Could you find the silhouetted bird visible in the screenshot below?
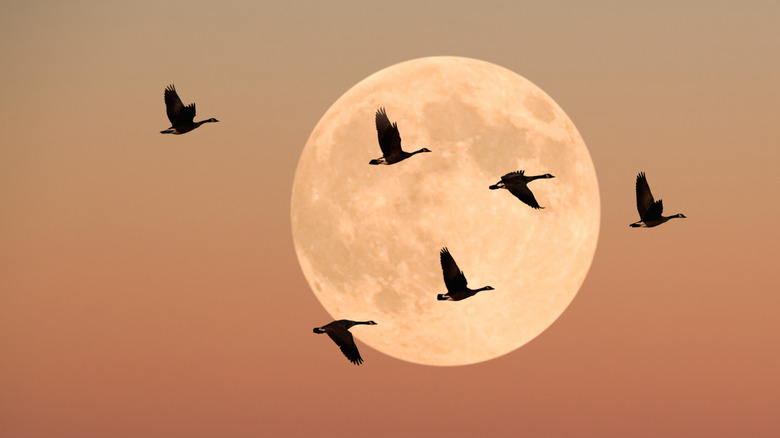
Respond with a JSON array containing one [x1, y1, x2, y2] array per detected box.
[[160, 84, 219, 134], [630, 172, 686, 227], [313, 320, 377, 365], [437, 247, 494, 301], [369, 107, 430, 164], [489, 170, 555, 209]]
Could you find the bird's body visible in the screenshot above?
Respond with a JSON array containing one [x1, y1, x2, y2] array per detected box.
[[436, 247, 494, 301], [369, 107, 430, 165], [313, 319, 377, 365], [489, 170, 555, 209], [630, 172, 686, 228], [160, 84, 219, 135]]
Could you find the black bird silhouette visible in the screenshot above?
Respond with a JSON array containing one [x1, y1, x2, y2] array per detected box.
[[369, 108, 430, 164], [160, 84, 219, 134], [489, 170, 555, 209], [630, 172, 686, 227], [437, 247, 494, 301], [313, 320, 377, 365]]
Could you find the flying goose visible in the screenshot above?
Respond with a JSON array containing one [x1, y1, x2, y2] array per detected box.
[[437, 247, 494, 301], [369, 107, 430, 165], [630, 171, 686, 227], [489, 170, 555, 209], [313, 319, 377, 365], [160, 84, 219, 134]]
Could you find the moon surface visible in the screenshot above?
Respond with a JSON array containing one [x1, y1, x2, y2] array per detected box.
[[291, 57, 599, 366]]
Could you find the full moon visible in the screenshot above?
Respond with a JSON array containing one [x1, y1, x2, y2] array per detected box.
[[291, 57, 599, 366]]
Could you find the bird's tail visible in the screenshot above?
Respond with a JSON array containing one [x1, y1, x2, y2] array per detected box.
[[160, 128, 175, 134], [489, 183, 502, 190], [313, 327, 325, 333], [369, 158, 385, 165], [629, 222, 642, 228], [437, 294, 450, 301]]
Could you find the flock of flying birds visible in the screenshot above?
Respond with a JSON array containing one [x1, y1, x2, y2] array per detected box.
[[161, 85, 688, 365]]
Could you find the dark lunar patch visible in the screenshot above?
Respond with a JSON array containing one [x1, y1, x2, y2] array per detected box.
[[373, 287, 406, 314], [525, 93, 556, 123]]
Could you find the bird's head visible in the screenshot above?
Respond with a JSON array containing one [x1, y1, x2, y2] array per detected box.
[[484, 286, 495, 291], [204, 118, 219, 123], [366, 320, 378, 325], [543, 174, 555, 179], [676, 214, 687, 219], [419, 148, 431, 153]]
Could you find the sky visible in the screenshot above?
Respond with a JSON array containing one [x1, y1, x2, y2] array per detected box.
[[2, 1, 779, 437]]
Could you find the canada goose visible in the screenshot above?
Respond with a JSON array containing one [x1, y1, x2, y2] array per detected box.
[[369, 107, 431, 165], [489, 170, 555, 209], [437, 247, 494, 301], [313, 320, 377, 365], [160, 84, 219, 134], [630, 172, 686, 227]]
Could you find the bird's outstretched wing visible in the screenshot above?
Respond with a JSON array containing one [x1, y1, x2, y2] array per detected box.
[[325, 326, 363, 365], [506, 184, 542, 209], [440, 247, 467, 293], [164, 85, 196, 126], [375, 108, 402, 158], [635, 172, 655, 219]]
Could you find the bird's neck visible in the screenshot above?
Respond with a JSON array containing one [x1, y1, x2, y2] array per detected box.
[[410, 148, 426, 155], [475, 286, 492, 292]]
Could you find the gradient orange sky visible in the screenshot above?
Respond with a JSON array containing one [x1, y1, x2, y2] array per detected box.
[[2, 1, 779, 437]]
